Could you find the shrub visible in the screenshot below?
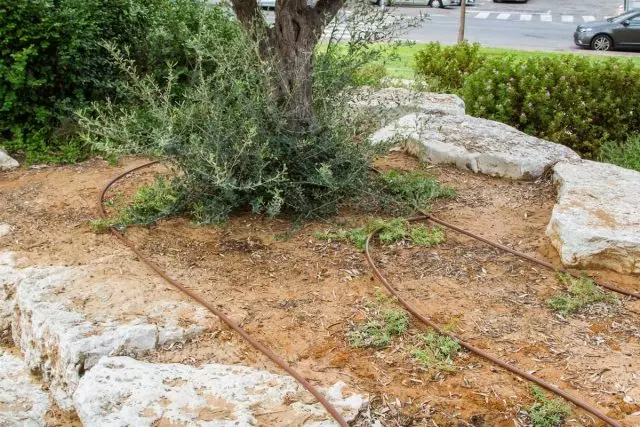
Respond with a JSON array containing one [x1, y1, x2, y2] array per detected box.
[[414, 44, 640, 158], [0, 0, 231, 163], [599, 133, 640, 171], [414, 41, 486, 91], [81, 4, 387, 223], [81, 3, 431, 223], [461, 54, 640, 157], [0, 0, 157, 163]]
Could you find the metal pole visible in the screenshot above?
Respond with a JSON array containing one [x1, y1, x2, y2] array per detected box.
[[625, 0, 629, 12]]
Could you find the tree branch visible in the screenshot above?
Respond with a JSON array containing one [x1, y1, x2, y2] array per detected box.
[[313, 0, 344, 27], [230, 0, 269, 34]]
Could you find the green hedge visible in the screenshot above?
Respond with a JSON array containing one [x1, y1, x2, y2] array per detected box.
[[0, 0, 226, 163], [414, 42, 640, 158]]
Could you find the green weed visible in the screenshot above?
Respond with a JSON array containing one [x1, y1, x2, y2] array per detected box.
[[377, 170, 456, 212], [314, 217, 444, 251], [411, 331, 460, 370], [527, 385, 571, 427], [348, 308, 409, 349], [547, 274, 617, 315], [90, 178, 177, 232]]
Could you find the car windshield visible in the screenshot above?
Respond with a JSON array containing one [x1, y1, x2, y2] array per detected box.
[[607, 9, 640, 22]]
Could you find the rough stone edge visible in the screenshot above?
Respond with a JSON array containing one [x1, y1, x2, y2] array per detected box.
[[73, 356, 366, 427], [545, 159, 640, 274], [2, 252, 215, 411], [0, 351, 51, 427], [0, 149, 19, 171]]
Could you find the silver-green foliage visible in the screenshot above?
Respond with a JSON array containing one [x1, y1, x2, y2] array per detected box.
[[79, 3, 421, 223]]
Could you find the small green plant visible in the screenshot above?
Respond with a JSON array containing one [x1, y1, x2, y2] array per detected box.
[[314, 217, 445, 250], [599, 133, 640, 172], [314, 228, 369, 250], [527, 385, 571, 427], [348, 308, 409, 349], [408, 225, 445, 246], [547, 274, 617, 315], [90, 178, 178, 231], [377, 170, 456, 212], [411, 330, 460, 370]]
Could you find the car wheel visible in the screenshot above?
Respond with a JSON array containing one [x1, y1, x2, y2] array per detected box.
[[591, 34, 613, 51]]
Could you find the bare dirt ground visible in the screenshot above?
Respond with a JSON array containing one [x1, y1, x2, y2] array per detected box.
[[1, 153, 639, 426]]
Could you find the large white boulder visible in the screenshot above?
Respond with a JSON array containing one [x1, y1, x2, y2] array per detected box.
[[0, 149, 19, 171], [0, 351, 51, 427], [546, 160, 640, 274], [74, 356, 365, 427], [1, 252, 218, 410], [370, 113, 579, 179], [350, 87, 466, 116]]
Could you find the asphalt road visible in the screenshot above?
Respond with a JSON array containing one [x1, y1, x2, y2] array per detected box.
[[404, 8, 588, 50], [263, 0, 640, 53], [389, 0, 630, 50]]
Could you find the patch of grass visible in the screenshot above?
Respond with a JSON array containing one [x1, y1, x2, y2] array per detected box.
[[380, 43, 640, 79], [90, 178, 177, 232], [314, 217, 445, 251], [599, 134, 640, 172], [377, 170, 456, 212], [527, 385, 571, 427], [547, 274, 617, 316], [348, 308, 409, 349], [411, 331, 460, 370]]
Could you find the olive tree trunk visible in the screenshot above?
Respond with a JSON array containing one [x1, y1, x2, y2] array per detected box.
[[231, 0, 343, 129]]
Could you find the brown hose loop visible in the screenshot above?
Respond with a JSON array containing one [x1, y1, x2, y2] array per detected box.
[[365, 228, 623, 427], [408, 214, 639, 300], [98, 161, 349, 427]]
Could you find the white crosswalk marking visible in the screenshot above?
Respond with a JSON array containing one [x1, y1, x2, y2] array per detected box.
[[540, 14, 552, 22], [561, 15, 574, 23], [520, 14, 532, 21], [496, 13, 510, 20], [475, 12, 490, 19], [583, 16, 596, 22]]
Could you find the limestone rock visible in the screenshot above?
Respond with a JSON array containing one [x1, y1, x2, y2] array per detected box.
[[546, 160, 640, 273], [74, 356, 366, 427], [370, 113, 579, 179], [0, 351, 51, 427], [0, 222, 11, 237], [350, 87, 466, 116], [1, 252, 218, 410], [0, 253, 16, 335], [0, 149, 19, 171]]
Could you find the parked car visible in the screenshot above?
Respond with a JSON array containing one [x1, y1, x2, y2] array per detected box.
[[493, 0, 528, 3], [574, 9, 640, 51], [450, 0, 475, 5]]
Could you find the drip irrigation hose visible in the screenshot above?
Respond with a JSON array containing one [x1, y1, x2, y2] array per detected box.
[[98, 161, 348, 427], [409, 213, 639, 300], [364, 229, 623, 427]]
